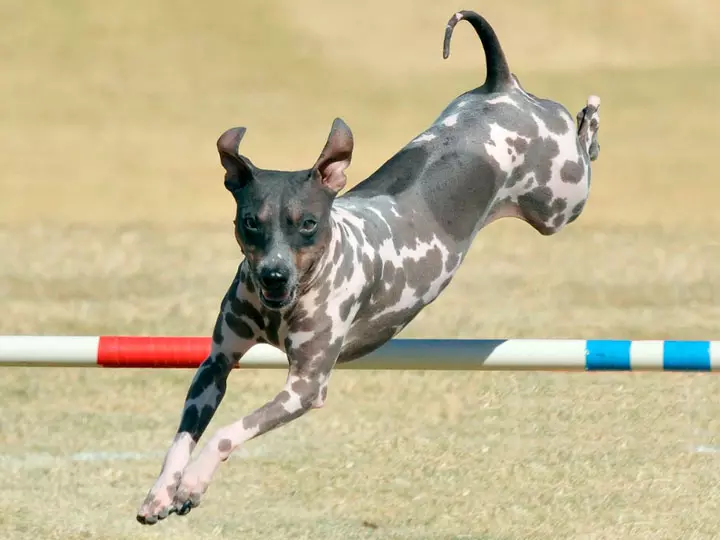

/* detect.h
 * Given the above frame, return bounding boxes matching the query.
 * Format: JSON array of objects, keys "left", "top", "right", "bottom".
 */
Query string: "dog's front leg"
[
  {"left": 136, "top": 302, "right": 256, "bottom": 524},
  {"left": 169, "top": 336, "right": 338, "bottom": 516}
]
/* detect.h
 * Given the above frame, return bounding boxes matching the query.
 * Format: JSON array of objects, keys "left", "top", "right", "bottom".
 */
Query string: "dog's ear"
[
  {"left": 312, "top": 118, "right": 353, "bottom": 194},
  {"left": 217, "top": 127, "right": 255, "bottom": 191}
]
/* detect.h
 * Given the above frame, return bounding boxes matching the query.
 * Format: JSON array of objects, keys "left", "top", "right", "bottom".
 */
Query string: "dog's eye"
[
  {"left": 299, "top": 218, "right": 318, "bottom": 234},
  {"left": 243, "top": 216, "right": 259, "bottom": 231}
]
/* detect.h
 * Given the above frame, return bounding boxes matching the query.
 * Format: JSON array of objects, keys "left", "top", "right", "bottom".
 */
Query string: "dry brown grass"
[{"left": 2, "top": 1, "right": 720, "bottom": 538}]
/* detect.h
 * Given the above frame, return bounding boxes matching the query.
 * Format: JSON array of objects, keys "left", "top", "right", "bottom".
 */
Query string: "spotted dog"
[{"left": 137, "top": 9, "right": 600, "bottom": 524}]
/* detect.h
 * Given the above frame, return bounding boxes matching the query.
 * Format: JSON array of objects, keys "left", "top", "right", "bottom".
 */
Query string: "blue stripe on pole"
[
  {"left": 585, "top": 339, "right": 631, "bottom": 371},
  {"left": 663, "top": 340, "right": 711, "bottom": 371}
]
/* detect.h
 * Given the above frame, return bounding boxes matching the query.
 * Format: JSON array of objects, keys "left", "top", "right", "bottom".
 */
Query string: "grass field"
[{"left": 2, "top": 1, "right": 720, "bottom": 538}]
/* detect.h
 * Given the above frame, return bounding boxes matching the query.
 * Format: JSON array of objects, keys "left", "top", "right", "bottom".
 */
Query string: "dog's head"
[{"left": 218, "top": 118, "right": 353, "bottom": 311}]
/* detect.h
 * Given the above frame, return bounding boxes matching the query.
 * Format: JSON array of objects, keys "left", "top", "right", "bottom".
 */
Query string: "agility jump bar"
[{"left": 0, "top": 336, "right": 718, "bottom": 371}]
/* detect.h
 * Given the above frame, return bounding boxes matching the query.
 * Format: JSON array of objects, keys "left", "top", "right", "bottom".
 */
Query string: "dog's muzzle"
[{"left": 257, "top": 266, "right": 296, "bottom": 309}]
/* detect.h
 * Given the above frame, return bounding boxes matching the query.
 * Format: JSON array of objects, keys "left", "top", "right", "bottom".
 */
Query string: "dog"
[{"left": 136, "top": 9, "right": 600, "bottom": 524}]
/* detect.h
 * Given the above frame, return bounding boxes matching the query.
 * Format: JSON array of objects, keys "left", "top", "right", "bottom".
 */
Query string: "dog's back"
[{"left": 334, "top": 11, "right": 601, "bottom": 359}]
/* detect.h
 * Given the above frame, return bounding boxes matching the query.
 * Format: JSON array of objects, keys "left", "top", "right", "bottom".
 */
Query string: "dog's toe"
[
  {"left": 173, "top": 488, "right": 203, "bottom": 516},
  {"left": 136, "top": 492, "right": 175, "bottom": 526},
  {"left": 176, "top": 500, "right": 194, "bottom": 516},
  {"left": 137, "top": 513, "right": 158, "bottom": 526}
]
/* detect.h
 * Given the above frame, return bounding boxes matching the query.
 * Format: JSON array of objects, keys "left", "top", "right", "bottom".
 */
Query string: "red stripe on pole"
[{"left": 97, "top": 336, "right": 212, "bottom": 368}]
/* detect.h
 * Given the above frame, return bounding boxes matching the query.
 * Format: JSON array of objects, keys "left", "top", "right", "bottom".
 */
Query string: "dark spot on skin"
[
  {"left": 245, "top": 277, "right": 256, "bottom": 294},
  {"left": 345, "top": 221, "right": 365, "bottom": 248},
  {"left": 517, "top": 186, "right": 555, "bottom": 223},
  {"left": 552, "top": 197, "right": 567, "bottom": 214},
  {"left": 506, "top": 137, "right": 528, "bottom": 153},
  {"left": 293, "top": 327, "right": 333, "bottom": 368},
  {"left": 291, "top": 314, "right": 315, "bottom": 334},
  {"left": 333, "top": 230, "right": 356, "bottom": 288},
  {"left": 179, "top": 354, "right": 231, "bottom": 440},
  {"left": 265, "top": 311, "right": 282, "bottom": 345},
  {"left": 552, "top": 213, "right": 565, "bottom": 228},
  {"left": 291, "top": 378, "right": 312, "bottom": 397},
  {"left": 286, "top": 305, "right": 311, "bottom": 328},
  {"left": 230, "top": 299, "right": 265, "bottom": 330},
  {"left": 383, "top": 260, "right": 396, "bottom": 283},
  {"left": 377, "top": 265, "right": 407, "bottom": 309},
  {"left": 419, "top": 152, "right": 499, "bottom": 243},
  {"left": 242, "top": 390, "right": 294, "bottom": 431},
  {"left": 567, "top": 201, "right": 586, "bottom": 224},
  {"left": 404, "top": 245, "right": 444, "bottom": 298},
  {"left": 547, "top": 110, "right": 572, "bottom": 135},
  {"left": 560, "top": 159, "right": 584, "bottom": 184},
  {"left": 187, "top": 356, "right": 228, "bottom": 400},
  {"left": 315, "top": 255, "right": 336, "bottom": 284},
  {"left": 310, "top": 278, "right": 331, "bottom": 309},
  {"left": 338, "top": 325, "right": 402, "bottom": 363},
  {"left": 284, "top": 336, "right": 292, "bottom": 352},
  {"left": 178, "top": 405, "right": 199, "bottom": 436},
  {"left": 196, "top": 405, "right": 216, "bottom": 439},
  {"left": 212, "top": 313, "right": 224, "bottom": 345},
  {"left": 224, "top": 312, "right": 254, "bottom": 339},
  {"left": 506, "top": 136, "right": 559, "bottom": 188},
  {"left": 445, "top": 252, "right": 461, "bottom": 273},
  {"left": 339, "top": 295, "right": 355, "bottom": 322},
  {"left": 524, "top": 97, "right": 573, "bottom": 135},
  {"left": 227, "top": 275, "right": 240, "bottom": 300},
  {"left": 320, "top": 385, "right": 328, "bottom": 403},
  {"left": 217, "top": 439, "right": 232, "bottom": 453},
  {"left": 361, "top": 253, "right": 374, "bottom": 281}
]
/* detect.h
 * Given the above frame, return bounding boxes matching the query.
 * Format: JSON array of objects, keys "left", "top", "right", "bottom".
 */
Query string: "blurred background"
[{"left": 1, "top": 1, "right": 720, "bottom": 539}]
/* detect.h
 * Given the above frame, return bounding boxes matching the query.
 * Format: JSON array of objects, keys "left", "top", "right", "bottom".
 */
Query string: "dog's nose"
[{"left": 259, "top": 267, "right": 290, "bottom": 290}]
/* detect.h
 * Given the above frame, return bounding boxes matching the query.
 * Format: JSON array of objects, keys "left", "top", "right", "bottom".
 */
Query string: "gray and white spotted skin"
[{"left": 137, "top": 9, "right": 601, "bottom": 525}]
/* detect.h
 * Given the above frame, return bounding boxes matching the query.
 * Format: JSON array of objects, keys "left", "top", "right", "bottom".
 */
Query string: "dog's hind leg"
[{"left": 577, "top": 95, "right": 601, "bottom": 162}]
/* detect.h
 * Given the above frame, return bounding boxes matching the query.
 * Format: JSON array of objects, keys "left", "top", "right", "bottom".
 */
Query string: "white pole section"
[{"left": 0, "top": 336, "right": 100, "bottom": 367}]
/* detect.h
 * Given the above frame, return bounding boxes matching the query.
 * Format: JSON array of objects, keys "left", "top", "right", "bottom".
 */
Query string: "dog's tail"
[{"left": 443, "top": 11, "right": 512, "bottom": 93}]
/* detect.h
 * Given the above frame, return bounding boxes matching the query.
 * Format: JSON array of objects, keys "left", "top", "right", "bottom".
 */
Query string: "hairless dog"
[{"left": 137, "top": 9, "right": 600, "bottom": 524}]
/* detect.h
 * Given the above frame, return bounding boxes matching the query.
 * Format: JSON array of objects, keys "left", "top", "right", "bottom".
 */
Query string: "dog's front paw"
[
  {"left": 171, "top": 463, "right": 213, "bottom": 516},
  {"left": 136, "top": 471, "right": 182, "bottom": 525}
]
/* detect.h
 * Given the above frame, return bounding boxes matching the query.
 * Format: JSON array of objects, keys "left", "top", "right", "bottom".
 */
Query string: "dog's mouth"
[{"left": 259, "top": 286, "right": 296, "bottom": 310}]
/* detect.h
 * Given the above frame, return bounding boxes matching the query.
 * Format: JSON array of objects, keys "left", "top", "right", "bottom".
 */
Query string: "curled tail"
[{"left": 443, "top": 10, "right": 512, "bottom": 93}]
